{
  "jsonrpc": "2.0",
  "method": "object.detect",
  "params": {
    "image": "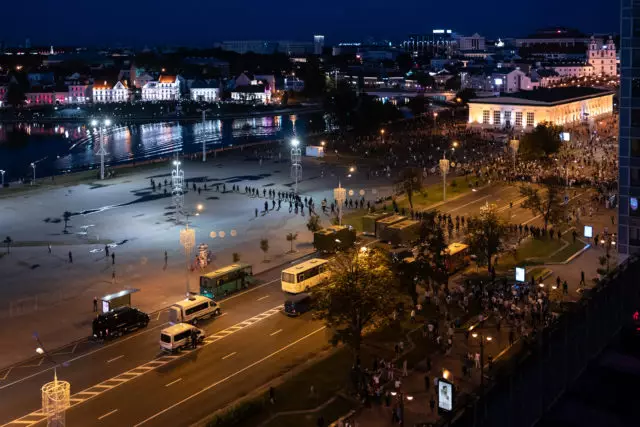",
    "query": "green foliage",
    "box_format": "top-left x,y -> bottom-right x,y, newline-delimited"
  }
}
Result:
414,213 -> 449,287
444,75 -> 461,91
232,252 -> 241,263
312,248 -> 398,361
518,123 -> 563,160
206,396 -> 267,427
407,94 -> 426,116
455,88 -> 477,105
306,214 -> 322,233
398,168 -> 422,211
3,236 -> 12,254
519,184 -> 565,230
259,238 -> 269,261
465,204 -> 508,272
286,232 -> 298,252
413,72 -> 435,88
